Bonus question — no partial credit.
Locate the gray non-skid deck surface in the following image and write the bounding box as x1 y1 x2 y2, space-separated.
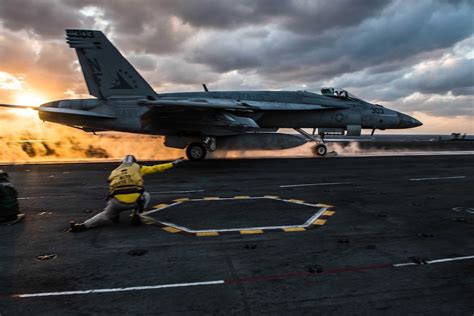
152 199 321 229
1 155 473 315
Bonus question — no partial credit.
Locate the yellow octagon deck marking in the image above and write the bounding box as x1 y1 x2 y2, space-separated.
142 218 156 225
313 219 327 225
149 195 335 236
196 231 219 237
287 199 305 203
162 226 181 233
283 227 306 232
263 195 279 199
240 229 264 234
315 203 334 208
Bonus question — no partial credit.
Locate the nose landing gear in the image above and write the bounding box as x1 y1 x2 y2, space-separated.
313 143 328 156
294 128 328 157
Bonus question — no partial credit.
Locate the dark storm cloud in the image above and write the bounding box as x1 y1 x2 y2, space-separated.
396 58 474 96
0 0 391 52
0 29 38 73
191 0 472 81
156 0 389 33
329 53 474 99
390 94 474 117
71 0 389 33
0 0 91 38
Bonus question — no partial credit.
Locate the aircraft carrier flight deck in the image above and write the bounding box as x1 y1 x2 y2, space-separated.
1 154 473 315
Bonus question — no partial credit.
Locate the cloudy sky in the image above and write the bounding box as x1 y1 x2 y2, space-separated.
0 0 473 133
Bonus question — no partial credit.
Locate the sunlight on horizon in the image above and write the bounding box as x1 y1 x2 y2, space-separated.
14 92 47 106
11 92 48 117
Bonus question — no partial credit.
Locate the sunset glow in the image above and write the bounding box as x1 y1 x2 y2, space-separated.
10 92 47 117
14 92 47 107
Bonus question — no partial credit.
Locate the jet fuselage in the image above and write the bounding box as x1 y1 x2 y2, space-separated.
39 90 421 138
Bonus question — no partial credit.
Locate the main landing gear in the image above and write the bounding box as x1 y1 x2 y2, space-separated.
185 137 216 161
294 128 327 157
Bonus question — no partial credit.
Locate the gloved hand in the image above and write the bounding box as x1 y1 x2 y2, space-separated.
172 157 185 166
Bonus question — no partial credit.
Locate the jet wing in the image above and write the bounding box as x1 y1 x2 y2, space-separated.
0 104 115 119
140 98 347 111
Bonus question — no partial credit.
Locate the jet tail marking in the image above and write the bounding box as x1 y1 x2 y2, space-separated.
66 29 157 100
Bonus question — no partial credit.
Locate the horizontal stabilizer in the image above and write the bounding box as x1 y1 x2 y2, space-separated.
38 107 116 119
0 103 40 109
0 103 115 119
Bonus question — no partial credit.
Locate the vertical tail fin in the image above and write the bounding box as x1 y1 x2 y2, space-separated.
66 29 156 99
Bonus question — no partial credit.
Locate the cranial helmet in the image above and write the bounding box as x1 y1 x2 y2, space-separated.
122 155 138 163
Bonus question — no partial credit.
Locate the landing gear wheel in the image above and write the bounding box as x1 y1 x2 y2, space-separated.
186 142 207 161
313 144 327 156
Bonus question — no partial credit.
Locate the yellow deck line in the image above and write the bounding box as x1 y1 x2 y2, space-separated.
240 229 264 234
196 231 219 237
153 203 168 209
234 196 251 199
323 210 335 216
173 198 189 202
263 195 279 199
313 219 327 225
162 226 181 233
203 197 220 200
283 227 306 232
315 203 334 208
142 218 156 225
286 199 305 203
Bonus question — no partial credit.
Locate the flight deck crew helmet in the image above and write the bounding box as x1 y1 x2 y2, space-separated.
122 155 137 163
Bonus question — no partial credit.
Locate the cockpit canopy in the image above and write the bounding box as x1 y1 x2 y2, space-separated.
321 87 354 99
320 88 383 107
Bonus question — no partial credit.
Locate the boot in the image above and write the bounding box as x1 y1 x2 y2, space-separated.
0 214 18 223
131 214 142 226
69 221 87 232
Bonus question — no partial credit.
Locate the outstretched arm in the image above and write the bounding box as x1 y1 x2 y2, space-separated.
140 158 185 176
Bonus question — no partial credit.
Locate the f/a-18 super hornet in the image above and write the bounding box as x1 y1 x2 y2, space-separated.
0 29 422 160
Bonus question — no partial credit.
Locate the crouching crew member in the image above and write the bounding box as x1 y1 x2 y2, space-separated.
70 155 184 232
0 170 20 223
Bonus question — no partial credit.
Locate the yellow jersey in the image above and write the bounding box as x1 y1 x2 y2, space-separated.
108 162 174 203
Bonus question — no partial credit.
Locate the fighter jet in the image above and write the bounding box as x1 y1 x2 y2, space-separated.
0 29 422 160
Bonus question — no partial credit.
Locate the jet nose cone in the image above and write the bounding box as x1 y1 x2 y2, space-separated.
413 118 423 127
398 112 423 128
